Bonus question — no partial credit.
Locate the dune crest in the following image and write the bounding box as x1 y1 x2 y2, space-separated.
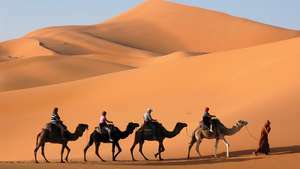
95 0 300 53
0 38 55 59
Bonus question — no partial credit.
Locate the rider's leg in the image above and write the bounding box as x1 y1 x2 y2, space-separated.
57 123 65 138
105 126 113 141
152 123 157 139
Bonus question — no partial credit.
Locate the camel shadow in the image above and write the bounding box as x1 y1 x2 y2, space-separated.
96 145 300 166
223 145 300 157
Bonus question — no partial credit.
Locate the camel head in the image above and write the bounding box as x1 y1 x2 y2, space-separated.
236 120 248 128
127 122 140 134
176 122 188 129
76 123 89 136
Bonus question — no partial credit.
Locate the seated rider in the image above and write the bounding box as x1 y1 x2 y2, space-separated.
202 107 216 133
50 107 66 139
99 111 114 142
144 108 157 138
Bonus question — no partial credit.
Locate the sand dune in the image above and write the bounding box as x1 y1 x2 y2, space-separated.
0 54 135 91
0 27 159 91
0 37 299 161
0 38 55 59
1 0 299 92
95 0 300 53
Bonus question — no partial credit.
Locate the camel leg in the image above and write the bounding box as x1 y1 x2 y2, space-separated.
112 143 116 161
195 139 202 158
139 141 149 160
113 142 122 161
130 140 138 161
41 144 50 163
157 141 165 160
95 142 105 162
83 142 93 162
187 137 197 159
223 138 230 158
34 131 45 163
60 144 66 163
65 145 71 162
83 134 94 162
214 139 219 158
154 141 165 160
34 146 40 163
34 141 42 163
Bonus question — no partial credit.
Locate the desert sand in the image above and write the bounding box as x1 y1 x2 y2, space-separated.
0 0 299 169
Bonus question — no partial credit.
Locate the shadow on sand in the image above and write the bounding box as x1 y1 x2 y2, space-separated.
6 145 299 165
88 145 300 166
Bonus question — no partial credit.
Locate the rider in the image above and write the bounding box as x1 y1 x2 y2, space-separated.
50 107 66 139
144 108 158 138
202 107 216 133
99 111 114 142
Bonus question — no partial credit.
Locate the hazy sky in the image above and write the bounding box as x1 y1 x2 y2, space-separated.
1 0 299 42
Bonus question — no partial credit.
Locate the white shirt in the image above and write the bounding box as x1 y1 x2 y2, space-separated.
144 112 153 122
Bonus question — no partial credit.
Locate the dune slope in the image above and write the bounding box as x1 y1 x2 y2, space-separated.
94 0 300 53
0 37 299 161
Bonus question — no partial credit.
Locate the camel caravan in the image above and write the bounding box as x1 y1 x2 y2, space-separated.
34 107 249 163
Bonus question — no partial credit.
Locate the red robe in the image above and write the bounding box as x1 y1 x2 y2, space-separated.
255 125 271 154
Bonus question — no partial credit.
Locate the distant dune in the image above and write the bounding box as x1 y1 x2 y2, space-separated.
0 38 55 59
0 0 299 166
95 0 300 53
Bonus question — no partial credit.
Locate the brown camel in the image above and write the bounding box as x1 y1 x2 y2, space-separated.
130 122 187 161
187 118 248 159
83 122 139 162
34 123 89 163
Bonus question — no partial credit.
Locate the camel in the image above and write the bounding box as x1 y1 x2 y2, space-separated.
83 122 139 161
130 122 188 161
187 118 248 159
34 123 89 163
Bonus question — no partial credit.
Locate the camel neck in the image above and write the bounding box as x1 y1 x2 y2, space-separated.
223 124 244 136
164 125 183 138
68 128 81 141
120 126 133 139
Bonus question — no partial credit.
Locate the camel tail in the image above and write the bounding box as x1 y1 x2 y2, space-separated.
36 131 43 147
189 128 198 144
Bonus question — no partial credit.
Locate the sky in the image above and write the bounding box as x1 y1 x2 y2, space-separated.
0 0 299 42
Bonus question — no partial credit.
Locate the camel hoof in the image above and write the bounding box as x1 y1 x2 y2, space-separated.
61 161 65 163
35 161 39 164
45 160 50 163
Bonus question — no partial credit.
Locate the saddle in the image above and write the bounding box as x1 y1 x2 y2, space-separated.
95 124 114 134
200 118 220 137
45 122 67 136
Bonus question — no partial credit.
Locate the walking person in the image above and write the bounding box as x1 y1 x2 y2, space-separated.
254 120 271 155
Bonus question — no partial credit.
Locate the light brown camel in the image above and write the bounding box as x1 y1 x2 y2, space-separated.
34 123 89 163
130 122 187 161
187 118 248 159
